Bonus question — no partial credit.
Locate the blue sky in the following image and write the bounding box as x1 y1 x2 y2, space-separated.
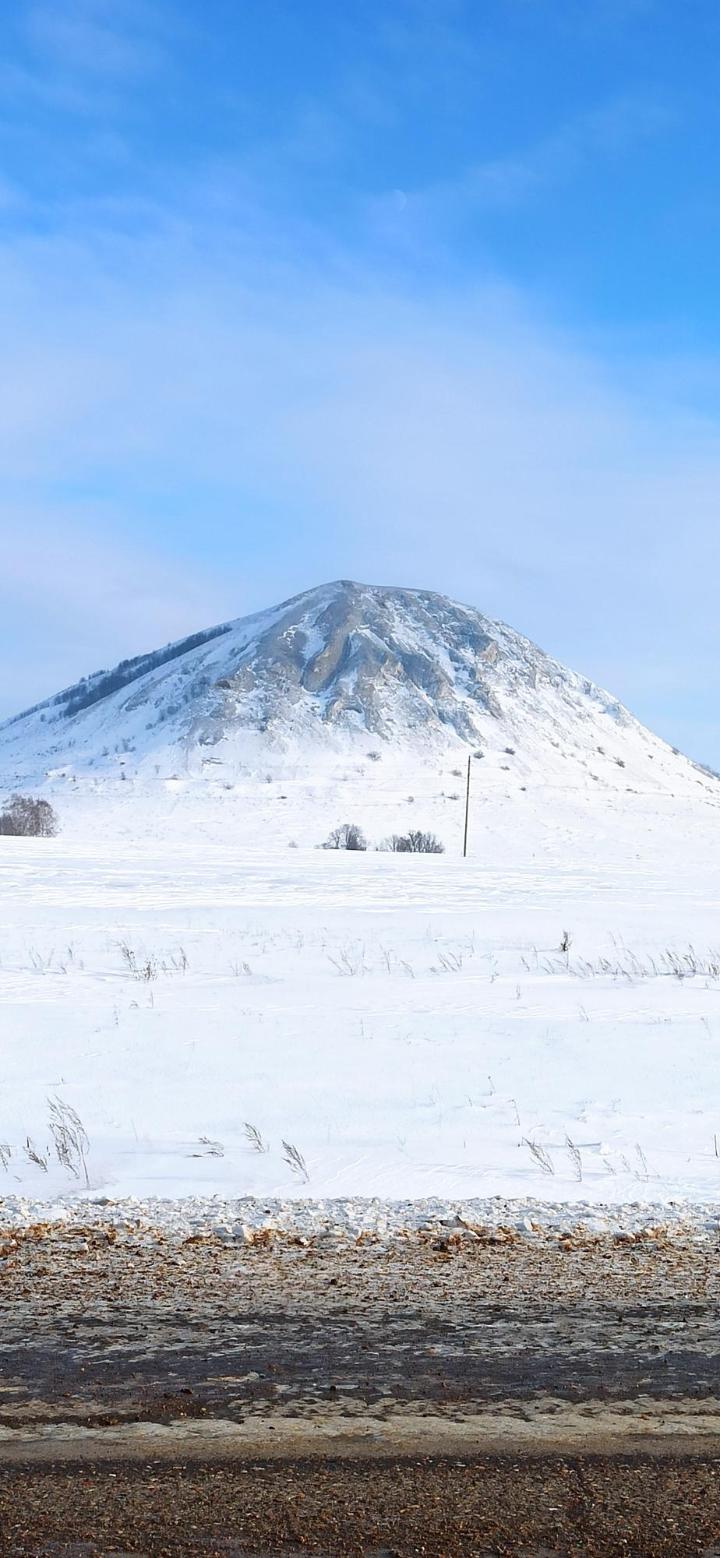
2 0 720 760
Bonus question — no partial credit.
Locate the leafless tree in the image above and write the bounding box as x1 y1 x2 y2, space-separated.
381 830 444 854
0 794 58 837
322 823 367 851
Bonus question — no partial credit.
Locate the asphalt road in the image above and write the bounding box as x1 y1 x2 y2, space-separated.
0 1217 719 1554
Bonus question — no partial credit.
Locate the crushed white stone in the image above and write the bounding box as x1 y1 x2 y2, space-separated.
0 1193 716 1243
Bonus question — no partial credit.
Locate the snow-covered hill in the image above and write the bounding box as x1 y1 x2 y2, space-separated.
0 579 716 839
4 584 720 1210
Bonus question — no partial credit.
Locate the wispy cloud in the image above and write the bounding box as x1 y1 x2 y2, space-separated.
25 0 166 78
1 202 720 752
394 93 675 221
0 0 172 132
0 499 243 714
0 59 102 115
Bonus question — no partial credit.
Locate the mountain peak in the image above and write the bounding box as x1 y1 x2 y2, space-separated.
0 581 713 806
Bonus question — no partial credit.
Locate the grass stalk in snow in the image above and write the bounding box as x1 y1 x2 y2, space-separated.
282 1140 310 1182
24 1138 48 1173
565 1135 583 1181
48 1097 90 1187
243 1122 269 1154
522 1138 554 1175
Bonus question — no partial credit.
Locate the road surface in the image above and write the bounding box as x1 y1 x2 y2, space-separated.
0 1216 719 1553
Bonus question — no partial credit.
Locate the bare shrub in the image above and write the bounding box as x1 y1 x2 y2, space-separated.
0 794 58 837
117 941 186 980
381 830 444 854
327 942 368 976
322 823 367 851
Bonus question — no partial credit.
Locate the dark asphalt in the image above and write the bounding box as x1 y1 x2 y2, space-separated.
4 1453 720 1556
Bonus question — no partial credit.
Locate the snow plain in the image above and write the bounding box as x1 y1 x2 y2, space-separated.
3 777 720 1222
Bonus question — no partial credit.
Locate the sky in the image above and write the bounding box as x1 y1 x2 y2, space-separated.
2 0 720 761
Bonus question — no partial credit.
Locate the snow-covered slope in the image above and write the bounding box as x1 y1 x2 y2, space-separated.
6 833 720 1207
0 582 713 813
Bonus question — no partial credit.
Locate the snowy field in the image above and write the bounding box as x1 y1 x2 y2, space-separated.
3 804 720 1214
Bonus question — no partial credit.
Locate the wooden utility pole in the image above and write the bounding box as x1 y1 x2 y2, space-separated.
463 754 471 858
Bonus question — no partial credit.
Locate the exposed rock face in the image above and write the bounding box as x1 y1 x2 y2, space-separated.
207 582 495 742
